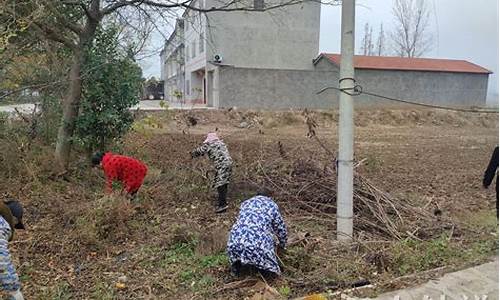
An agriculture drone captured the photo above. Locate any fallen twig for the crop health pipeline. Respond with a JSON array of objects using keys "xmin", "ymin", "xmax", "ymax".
[
  {"xmin": 214, "ymin": 278, "xmax": 259, "ymax": 293},
  {"xmin": 236, "ymin": 121, "xmax": 459, "ymax": 241}
]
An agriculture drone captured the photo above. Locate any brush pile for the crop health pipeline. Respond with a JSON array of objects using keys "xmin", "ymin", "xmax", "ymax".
[{"xmin": 237, "ymin": 112, "xmax": 456, "ymax": 241}]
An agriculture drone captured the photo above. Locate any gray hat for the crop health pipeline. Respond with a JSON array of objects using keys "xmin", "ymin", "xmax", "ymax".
[
  {"xmin": 5, "ymin": 200, "xmax": 25, "ymax": 229},
  {"xmin": 91, "ymin": 151, "xmax": 105, "ymax": 166}
]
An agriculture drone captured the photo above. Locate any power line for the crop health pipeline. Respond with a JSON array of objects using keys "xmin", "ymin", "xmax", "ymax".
[
  {"xmin": 362, "ymin": 90, "xmax": 498, "ymax": 114},
  {"xmin": 317, "ymin": 84, "xmax": 499, "ymax": 114}
]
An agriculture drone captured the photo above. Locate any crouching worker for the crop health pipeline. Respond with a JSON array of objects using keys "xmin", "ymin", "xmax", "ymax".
[
  {"xmin": 0, "ymin": 200, "xmax": 26, "ymax": 300},
  {"xmin": 191, "ymin": 132, "xmax": 233, "ymax": 213},
  {"xmin": 92, "ymin": 152, "xmax": 148, "ymax": 198},
  {"xmin": 227, "ymin": 191, "xmax": 287, "ymax": 278}
]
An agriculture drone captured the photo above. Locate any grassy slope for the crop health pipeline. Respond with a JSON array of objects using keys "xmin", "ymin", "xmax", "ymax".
[{"xmin": 0, "ymin": 108, "xmax": 498, "ymax": 299}]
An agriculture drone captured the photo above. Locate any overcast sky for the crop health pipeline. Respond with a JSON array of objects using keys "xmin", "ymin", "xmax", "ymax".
[{"xmin": 141, "ymin": 0, "xmax": 499, "ymax": 103}]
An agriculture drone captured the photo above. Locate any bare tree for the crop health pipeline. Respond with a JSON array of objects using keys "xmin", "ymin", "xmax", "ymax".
[
  {"xmin": 376, "ymin": 23, "xmax": 385, "ymax": 56},
  {"xmin": 1, "ymin": 0, "xmax": 339, "ymax": 170},
  {"xmin": 390, "ymin": 0, "xmax": 433, "ymax": 58},
  {"xmin": 368, "ymin": 25, "xmax": 374, "ymax": 55},
  {"xmin": 360, "ymin": 22, "xmax": 374, "ymax": 55}
]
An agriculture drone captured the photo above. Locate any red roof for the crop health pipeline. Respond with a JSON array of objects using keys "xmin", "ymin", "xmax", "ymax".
[{"xmin": 317, "ymin": 53, "xmax": 492, "ymax": 74}]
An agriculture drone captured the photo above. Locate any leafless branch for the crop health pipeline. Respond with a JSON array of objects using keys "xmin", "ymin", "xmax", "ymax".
[
  {"xmin": 31, "ymin": 21, "xmax": 78, "ymax": 49},
  {"xmin": 390, "ymin": 0, "xmax": 433, "ymax": 58},
  {"xmin": 142, "ymin": 0, "xmax": 329, "ymax": 13}
]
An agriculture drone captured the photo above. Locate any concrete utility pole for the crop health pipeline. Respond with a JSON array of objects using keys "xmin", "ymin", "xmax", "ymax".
[{"xmin": 337, "ymin": 0, "xmax": 355, "ymax": 241}]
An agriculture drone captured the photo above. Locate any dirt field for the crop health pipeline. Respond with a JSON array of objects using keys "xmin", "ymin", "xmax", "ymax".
[{"xmin": 1, "ymin": 108, "xmax": 498, "ymax": 299}]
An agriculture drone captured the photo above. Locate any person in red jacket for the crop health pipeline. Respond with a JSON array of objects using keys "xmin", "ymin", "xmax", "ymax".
[{"xmin": 92, "ymin": 152, "xmax": 148, "ymax": 197}]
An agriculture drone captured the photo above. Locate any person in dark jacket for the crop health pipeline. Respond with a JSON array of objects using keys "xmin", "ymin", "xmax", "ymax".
[{"xmin": 483, "ymin": 146, "xmax": 498, "ymax": 218}]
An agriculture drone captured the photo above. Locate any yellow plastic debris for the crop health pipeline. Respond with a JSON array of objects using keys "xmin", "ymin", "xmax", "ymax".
[
  {"xmin": 303, "ymin": 294, "xmax": 327, "ymax": 300},
  {"xmin": 115, "ymin": 282, "xmax": 126, "ymax": 290}
]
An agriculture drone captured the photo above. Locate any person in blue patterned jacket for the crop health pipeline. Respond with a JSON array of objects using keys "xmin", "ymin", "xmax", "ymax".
[
  {"xmin": 227, "ymin": 191, "xmax": 287, "ymax": 277},
  {"xmin": 0, "ymin": 200, "xmax": 25, "ymax": 300}
]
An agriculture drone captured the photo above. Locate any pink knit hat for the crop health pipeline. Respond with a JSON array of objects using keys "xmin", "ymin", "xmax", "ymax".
[{"xmin": 204, "ymin": 132, "xmax": 219, "ymax": 143}]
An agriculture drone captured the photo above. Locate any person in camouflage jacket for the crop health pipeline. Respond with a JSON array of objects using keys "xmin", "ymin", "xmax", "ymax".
[{"xmin": 191, "ymin": 132, "xmax": 233, "ymax": 213}]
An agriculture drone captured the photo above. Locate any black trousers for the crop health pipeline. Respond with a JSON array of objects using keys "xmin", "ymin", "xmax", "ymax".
[
  {"xmin": 230, "ymin": 261, "xmax": 276, "ymax": 279},
  {"xmin": 217, "ymin": 184, "xmax": 228, "ymax": 207},
  {"xmin": 496, "ymin": 178, "xmax": 498, "ymax": 219}
]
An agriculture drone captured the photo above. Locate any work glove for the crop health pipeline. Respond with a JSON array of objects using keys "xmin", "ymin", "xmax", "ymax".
[
  {"xmin": 277, "ymin": 244, "xmax": 286, "ymax": 256},
  {"xmin": 483, "ymin": 177, "xmax": 490, "ymax": 189},
  {"xmin": 8, "ymin": 290, "xmax": 24, "ymax": 300}
]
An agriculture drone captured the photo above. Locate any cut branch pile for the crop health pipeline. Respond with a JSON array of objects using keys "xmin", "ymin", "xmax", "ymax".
[
  {"xmin": 241, "ymin": 146, "xmax": 455, "ymax": 240},
  {"xmin": 236, "ymin": 111, "xmax": 456, "ymax": 241}
]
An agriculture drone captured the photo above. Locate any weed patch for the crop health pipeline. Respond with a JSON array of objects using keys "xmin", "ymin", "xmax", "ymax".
[
  {"xmin": 37, "ymin": 281, "xmax": 73, "ymax": 300},
  {"xmin": 92, "ymin": 282, "xmax": 116, "ymax": 300},
  {"xmin": 388, "ymin": 234, "xmax": 497, "ymax": 276}
]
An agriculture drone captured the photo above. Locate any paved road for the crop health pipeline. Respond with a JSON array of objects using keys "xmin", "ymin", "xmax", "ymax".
[
  {"xmin": 350, "ymin": 258, "xmax": 499, "ymax": 300},
  {"xmin": 131, "ymin": 100, "xmax": 214, "ymax": 110},
  {"xmin": 0, "ymin": 103, "xmax": 37, "ymax": 114}
]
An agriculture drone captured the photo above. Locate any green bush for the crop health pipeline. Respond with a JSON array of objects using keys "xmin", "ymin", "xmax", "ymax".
[
  {"xmin": 75, "ymin": 26, "xmax": 142, "ymax": 153},
  {"xmin": 39, "ymin": 94, "xmax": 62, "ymax": 143}
]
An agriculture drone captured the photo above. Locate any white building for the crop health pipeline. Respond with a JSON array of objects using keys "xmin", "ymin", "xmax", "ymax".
[
  {"xmin": 160, "ymin": 19, "xmax": 185, "ymax": 103},
  {"xmin": 160, "ymin": 0, "xmax": 321, "ymax": 106},
  {"xmin": 160, "ymin": 0, "xmax": 490, "ymax": 109}
]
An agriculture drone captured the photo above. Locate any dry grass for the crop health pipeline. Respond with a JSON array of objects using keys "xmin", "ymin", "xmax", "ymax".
[{"xmin": 0, "ymin": 108, "xmax": 497, "ymax": 299}]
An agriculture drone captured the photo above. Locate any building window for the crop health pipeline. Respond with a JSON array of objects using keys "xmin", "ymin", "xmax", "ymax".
[
  {"xmin": 186, "ymin": 80, "xmax": 190, "ymax": 95},
  {"xmin": 186, "ymin": 46, "xmax": 190, "ymax": 62},
  {"xmin": 191, "ymin": 40, "xmax": 196, "ymax": 58},
  {"xmin": 254, "ymin": 0, "xmax": 264, "ymax": 10},
  {"xmin": 199, "ymin": 33, "xmax": 204, "ymax": 53}
]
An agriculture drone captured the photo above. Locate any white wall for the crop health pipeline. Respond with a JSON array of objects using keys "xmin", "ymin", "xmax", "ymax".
[
  {"xmin": 162, "ymin": 23, "xmax": 186, "ymax": 102},
  {"xmin": 160, "ymin": 51, "xmax": 166, "ymax": 81},
  {"xmin": 180, "ymin": 0, "xmax": 321, "ymax": 104},
  {"xmin": 204, "ymin": 0, "xmax": 321, "ymax": 70},
  {"xmin": 184, "ymin": 0, "xmax": 208, "ymax": 102}
]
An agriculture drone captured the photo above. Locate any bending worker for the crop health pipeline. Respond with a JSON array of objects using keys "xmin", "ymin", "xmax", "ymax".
[
  {"xmin": 0, "ymin": 199, "xmax": 26, "ymax": 300},
  {"xmin": 227, "ymin": 191, "xmax": 287, "ymax": 277},
  {"xmin": 92, "ymin": 152, "xmax": 148, "ymax": 198},
  {"xmin": 191, "ymin": 132, "xmax": 233, "ymax": 213}
]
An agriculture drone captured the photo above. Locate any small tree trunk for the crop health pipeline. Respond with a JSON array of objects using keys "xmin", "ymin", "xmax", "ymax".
[
  {"xmin": 54, "ymin": 49, "xmax": 84, "ymax": 170},
  {"xmin": 99, "ymin": 135, "xmax": 106, "ymax": 152}
]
